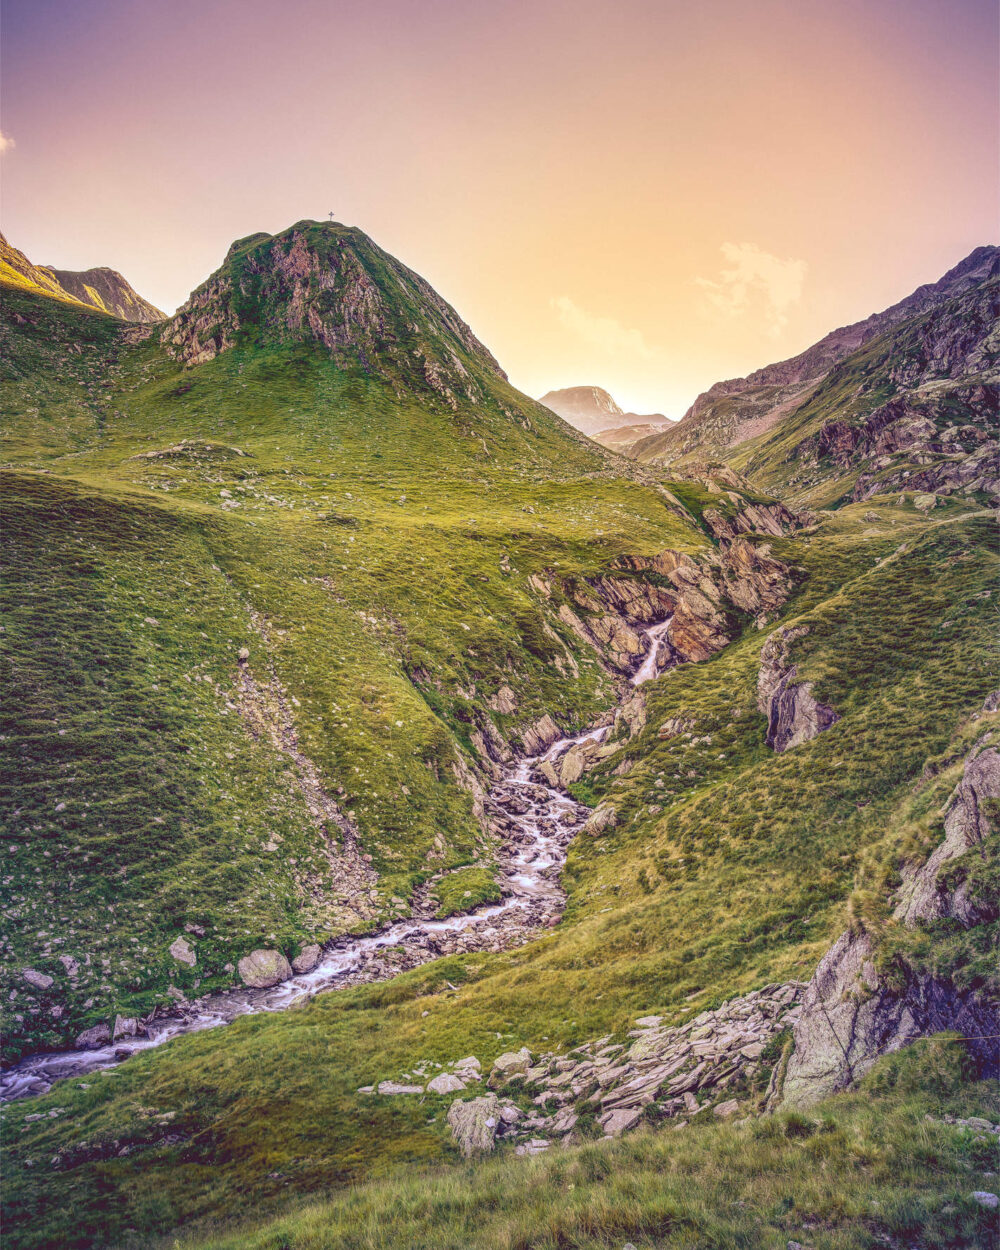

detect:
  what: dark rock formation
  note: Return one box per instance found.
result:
[757,626,839,752]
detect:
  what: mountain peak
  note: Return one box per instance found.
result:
[0,230,163,322]
[164,220,507,407]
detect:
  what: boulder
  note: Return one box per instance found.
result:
[22,969,53,990]
[489,1047,532,1087]
[237,948,293,988]
[447,1094,501,1156]
[75,1023,111,1049]
[112,1015,140,1041]
[169,935,196,967]
[600,1105,644,1136]
[377,1081,423,1095]
[427,1072,466,1094]
[292,944,322,974]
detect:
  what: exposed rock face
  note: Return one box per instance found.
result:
[41,265,164,323]
[164,221,506,409]
[447,1093,501,1156]
[629,245,1000,466]
[0,231,164,321]
[781,732,1000,1108]
[757,626,839,752]
[237,949,293,989]
[488,1047,532,1087]
[894,737,1000,926]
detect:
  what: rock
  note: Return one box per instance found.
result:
[291,944,322,974]
[22,969,53,990]
[377,1081,423,1095]
[447,1094,501,1156]
[781,732,1000,1109]
[757,626,839,752]
[58,955,79,977]
[237,948,293,988]
[169,936,196,967]
[489,1047,532,1087]
[521,715,562,756]
[452,1055,481,1073]
[426,1073,466,1094]
[75,1023,111,1049]
[713,1098,740,1117]
[600,1105,645,1136]
[894,739,999,926]
[112,1015,139,1041]
[971,1192,999,1209]
[237,647,250,662]
[583,803,618,837]
[550,1107,578,1134]
[488,685,518,715]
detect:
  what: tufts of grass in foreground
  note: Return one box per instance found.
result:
[176,1042,1000,1250]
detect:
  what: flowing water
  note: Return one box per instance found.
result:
[0,621,671,1102]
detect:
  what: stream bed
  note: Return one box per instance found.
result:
[0,620,672,1102]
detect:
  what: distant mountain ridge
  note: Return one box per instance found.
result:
[0,231,164,323]
[632,244,1000,465]
[539,384,670,436]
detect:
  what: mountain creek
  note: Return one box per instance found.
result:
[0,621,676,1103]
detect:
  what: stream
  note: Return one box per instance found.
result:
[0,620,673,1102]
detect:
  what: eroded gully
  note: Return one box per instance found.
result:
[0,619,674,1101]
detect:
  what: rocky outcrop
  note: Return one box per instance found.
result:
[757,626,839,752]
[447,1093,502,1156]
[164,222,506,409]
[702,501,802,541]
[781,730,1000,1108]
[894,736,1000,926]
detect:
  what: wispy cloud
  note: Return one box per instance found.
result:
[697,242,807,335]
[551,295,658,360]
[0,131,15,154]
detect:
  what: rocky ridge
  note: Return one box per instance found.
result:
[756,625,840,753]
[780,714,1000,1107]
[366,982,806,1155]
[164,221,507,409]
[626,245,1000,468]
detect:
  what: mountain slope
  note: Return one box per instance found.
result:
[631,245,999,468]
[0,224,720,1068]
[539,384,670,436]
[42,264,164,322]
[0,231,164,322]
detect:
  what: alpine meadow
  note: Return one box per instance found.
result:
[1,3,998,1248]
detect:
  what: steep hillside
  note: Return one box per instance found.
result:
[0,231,163,322]
[630,245,999,470]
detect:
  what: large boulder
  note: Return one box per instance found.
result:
[488,1047,532,1087]
[291,944,322,974]
[757,626,839,752]
[169,935,196,966]
[447,1094,501,1156]
[237,948,293,988]
[75,1022,111,1049]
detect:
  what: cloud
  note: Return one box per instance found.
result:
[0,131,14,154]
[697,242,807,335]
[551,295,658,360]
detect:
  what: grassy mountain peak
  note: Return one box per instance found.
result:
[164,220,508,409]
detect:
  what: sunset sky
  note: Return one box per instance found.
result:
[3,0,997,417]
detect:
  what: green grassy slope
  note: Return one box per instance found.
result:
[2,498,994,1249]
[1,278,706,1061]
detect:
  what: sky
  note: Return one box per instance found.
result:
[2,0,997,418]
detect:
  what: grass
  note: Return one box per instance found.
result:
[2,258,997,1250]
